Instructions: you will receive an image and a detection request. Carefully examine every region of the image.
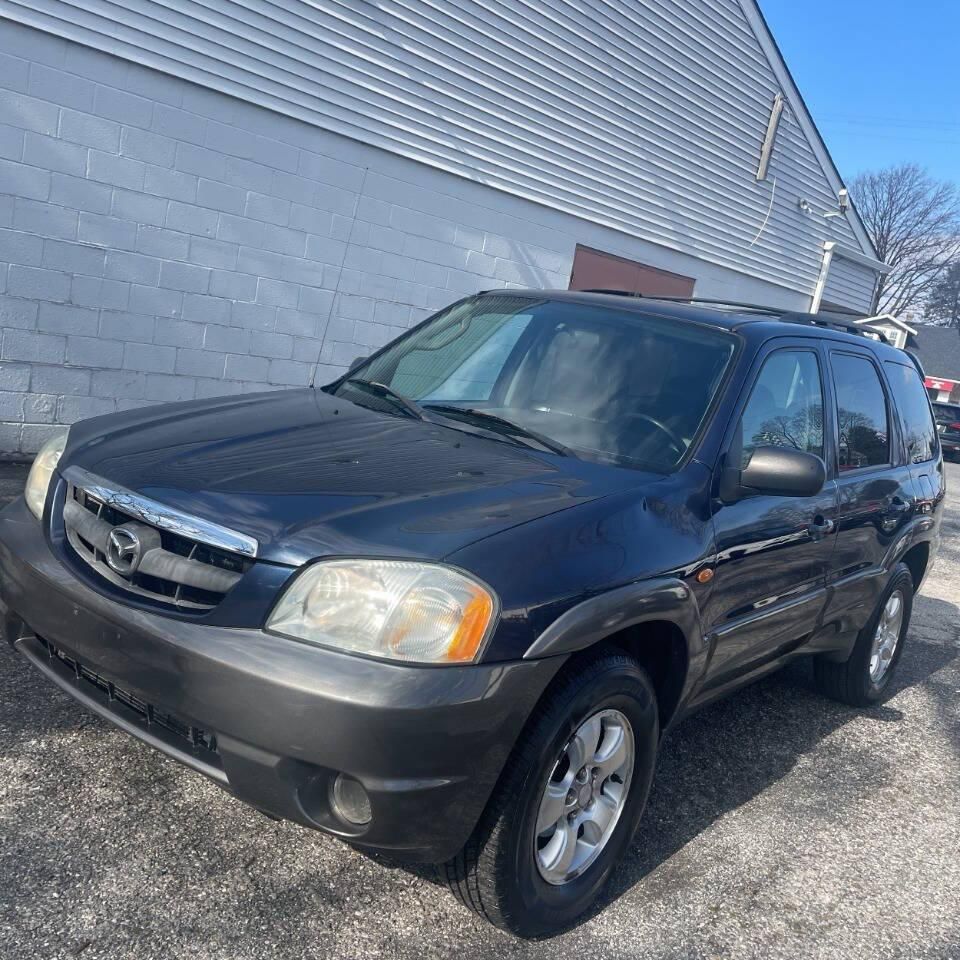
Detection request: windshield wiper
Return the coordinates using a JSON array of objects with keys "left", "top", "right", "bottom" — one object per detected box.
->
[
  {"left": 339, "top": 383, "right": 575, "bottom": 457},
  {"left": 343, "top": 379, "right": 425, "bottom": 420},
  {"left": 423, "top": 404, "right": 577, "bottom": 458}
]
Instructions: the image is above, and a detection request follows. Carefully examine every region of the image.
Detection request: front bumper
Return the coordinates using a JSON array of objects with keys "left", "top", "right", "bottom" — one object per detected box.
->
[{"left": 0, "top": 497, "right": 562, "bottom": 862}]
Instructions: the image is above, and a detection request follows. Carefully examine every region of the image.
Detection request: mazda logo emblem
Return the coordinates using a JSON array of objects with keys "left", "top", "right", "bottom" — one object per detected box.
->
[{"left": 106, "top": 526, "right": 143, "bottom": 575}]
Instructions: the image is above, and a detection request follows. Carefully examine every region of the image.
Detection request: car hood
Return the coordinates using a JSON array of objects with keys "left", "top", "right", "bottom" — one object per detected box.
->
[{"left": 62, "top": 389, "right": 660, "bottom": 565}]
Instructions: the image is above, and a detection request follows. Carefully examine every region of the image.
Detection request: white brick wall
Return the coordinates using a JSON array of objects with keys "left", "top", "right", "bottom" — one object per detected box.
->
[{"left": 0, "top": 22, "right": 809, "bottom": 455}]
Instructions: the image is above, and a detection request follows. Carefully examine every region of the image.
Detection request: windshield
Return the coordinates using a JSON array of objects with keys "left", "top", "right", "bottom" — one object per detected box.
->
[{"left": 331, "top": 294, "right": 736, "bottom": 472}]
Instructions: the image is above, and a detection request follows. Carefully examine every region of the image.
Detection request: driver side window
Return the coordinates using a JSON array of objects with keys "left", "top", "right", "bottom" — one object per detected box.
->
[{"left": 738, "top": 350, "right": 825, "bottom": 467}]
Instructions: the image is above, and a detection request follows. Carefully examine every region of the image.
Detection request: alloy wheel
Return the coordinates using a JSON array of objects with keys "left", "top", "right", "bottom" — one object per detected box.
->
[
  {"left": 869, "top": 589, "right": 905, "bottom": 683},
  {"left": 534, "top": 709, "right": 634, "bottom": 886}
]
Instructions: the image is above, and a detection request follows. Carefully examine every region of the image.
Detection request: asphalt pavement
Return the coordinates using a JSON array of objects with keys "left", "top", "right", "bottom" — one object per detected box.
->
[{"left": 0, "top": 459, "right": 958, "bottom": 959}]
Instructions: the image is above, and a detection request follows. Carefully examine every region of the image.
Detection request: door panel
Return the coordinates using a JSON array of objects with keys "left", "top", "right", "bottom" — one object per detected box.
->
[
  {"left": 703, "top": 344, "right": 837, "bottom": 688},
  {"left": 822, "top": 352, "right": 926, "bottom": 637},
  {"left": 707, "top": 487, "right": 837, "bottom": 685},
  {"left": 825, "top": 467, "right": 914, "bottom": 635}
]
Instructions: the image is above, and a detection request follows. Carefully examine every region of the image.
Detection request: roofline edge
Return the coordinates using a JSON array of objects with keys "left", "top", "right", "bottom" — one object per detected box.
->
[{"left": 737, "top": 0, "right": 880, "bottom": 264}]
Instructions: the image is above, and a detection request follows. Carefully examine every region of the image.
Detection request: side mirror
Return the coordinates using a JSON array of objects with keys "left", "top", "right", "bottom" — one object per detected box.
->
[
  {"left": 347, "top": 355, "right": 368, "bottom": 374},
  {"left": 720, "top": 446, "right": 826, "bottom": 502}
]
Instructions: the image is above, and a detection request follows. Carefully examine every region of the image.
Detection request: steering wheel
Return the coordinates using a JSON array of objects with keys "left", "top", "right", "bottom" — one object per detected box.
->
[{"left": 630, "top": 414, "right": 686, "bottom": 459}]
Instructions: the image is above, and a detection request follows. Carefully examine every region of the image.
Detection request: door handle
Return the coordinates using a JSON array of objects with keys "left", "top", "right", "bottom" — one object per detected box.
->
[
  {"left": 807, "top": 516, "right": 835, "bottom": 540},
  {"left": 880, "top": 497, "right": 911, "bottom": 531}
]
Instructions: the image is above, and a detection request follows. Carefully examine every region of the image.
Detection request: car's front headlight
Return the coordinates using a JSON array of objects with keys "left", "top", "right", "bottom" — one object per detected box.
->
[
  {"left": 24, "top": 429, "right": 69, "bottom": 520},
  {"left": 266, "top": 559, "right": 498, "bottom": 664}
]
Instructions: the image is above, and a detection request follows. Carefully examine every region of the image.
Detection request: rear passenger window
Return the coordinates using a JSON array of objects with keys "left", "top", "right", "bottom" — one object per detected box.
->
[
  {"left": 738, "top": 350, "right": 824, "bottom": 466},
  {"left": 885, "top": 362, "right": 938, "bottom": 463},
  {"left": 831, "top": 354, "right": 889, "bottom": 470}
]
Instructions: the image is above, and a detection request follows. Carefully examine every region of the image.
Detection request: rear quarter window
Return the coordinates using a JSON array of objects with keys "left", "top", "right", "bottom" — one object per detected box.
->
[{"left": 885, "top": 361, "right": 938, "bottom": 464}]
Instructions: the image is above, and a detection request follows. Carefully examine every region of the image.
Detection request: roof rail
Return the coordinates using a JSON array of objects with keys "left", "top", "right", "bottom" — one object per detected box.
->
[
  {"left": 657, "top": 296, "right": 867, "bottom": 318},
  {"left": 660, "top": 297, "right": 786, "bottom": 315},
  {"left": 578, "top": 288, "right": 887, "bottom": 343},
  {"left": 583, "top": 290, "right": 869, "bottom": 318},
  {"left": 774, "top": 312, "right": 889, "bottom": 344},
  {"left": 583, "top": 289, "right": 779, "bottom": 312}
]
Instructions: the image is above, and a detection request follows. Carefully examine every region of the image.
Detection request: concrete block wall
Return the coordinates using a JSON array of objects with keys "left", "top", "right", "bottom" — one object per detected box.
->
[{"left": 0, "top": 21, "right": 809, "bottom": 454}]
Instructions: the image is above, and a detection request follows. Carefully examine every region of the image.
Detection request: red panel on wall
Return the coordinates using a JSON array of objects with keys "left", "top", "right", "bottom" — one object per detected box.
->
[{"left": 568, "top": 245, "right": 696, "bottom": 298}]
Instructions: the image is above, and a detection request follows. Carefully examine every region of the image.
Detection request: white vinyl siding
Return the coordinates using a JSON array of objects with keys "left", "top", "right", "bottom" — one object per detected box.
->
[
  {"left": 823, "top": 256, "right": 877, "bottom": 313},
  {"left": 0, "top": 0, "right": 870, "bottom": 299}
]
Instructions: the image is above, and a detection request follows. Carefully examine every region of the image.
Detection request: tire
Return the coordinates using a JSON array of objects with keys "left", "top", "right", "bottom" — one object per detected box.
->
[
  {"left": 814, "top": 562, "right": 914, "bottom": 707},
  {"left": 442, "top": 651, "right": 659, "bottom": 937}
]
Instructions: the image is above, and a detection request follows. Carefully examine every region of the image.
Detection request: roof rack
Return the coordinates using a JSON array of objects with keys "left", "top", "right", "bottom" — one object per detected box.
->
[
  {"left": 583, "top": 289, "right": 866, "bottom": 317},
  {"left": 584, "top": 289, "right": 774, "bottom": 311},
  {"left": 654, "top": 296, "right": 793, "bottom": 315},
  {"left": 579, "top": 288, "right": 886, "bottom": 342},
  {"left": 774, "top": 312, "right": 889, "bottom": 344}
]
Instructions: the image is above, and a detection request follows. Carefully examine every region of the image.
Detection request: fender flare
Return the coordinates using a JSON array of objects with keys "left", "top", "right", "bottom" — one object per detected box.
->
[
  {"left": 884, "top": 516, "right": 936, "bottom": 579},
  {"left": 523, "top": 576, "right": 706, "bottom": 671}
]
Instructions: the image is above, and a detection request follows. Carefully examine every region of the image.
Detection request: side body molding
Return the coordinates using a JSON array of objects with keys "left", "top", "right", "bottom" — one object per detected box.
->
[{"left": 523, "top": 576, "right": 705, "bottom": 663}]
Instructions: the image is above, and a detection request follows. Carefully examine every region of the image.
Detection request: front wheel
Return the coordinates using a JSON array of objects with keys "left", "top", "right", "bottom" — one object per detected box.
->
[{"left": 442, "top": 652, "right": 658, "bottom": 937}]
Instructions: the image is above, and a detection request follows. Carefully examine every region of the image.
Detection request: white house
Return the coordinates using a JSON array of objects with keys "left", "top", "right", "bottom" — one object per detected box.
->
[
  {"left": 0, "top": 0, "right": 888, "bottom": 453},
  {"left": 854, "top": 314, "right": 917, "bottom": 351}
]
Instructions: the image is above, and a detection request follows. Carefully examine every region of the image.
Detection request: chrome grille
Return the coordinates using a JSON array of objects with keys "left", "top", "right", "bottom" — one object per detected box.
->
[{"left": 61, "top": 469, "right": 256, "bottom": 611}]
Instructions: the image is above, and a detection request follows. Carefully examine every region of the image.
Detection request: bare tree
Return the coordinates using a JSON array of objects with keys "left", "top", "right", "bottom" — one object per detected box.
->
[
  {"left": 924, "top": 263, "right": 960, "bottom": 327},
  {"left": 849, "top": 163, "right": 960, "bottom": 315}
]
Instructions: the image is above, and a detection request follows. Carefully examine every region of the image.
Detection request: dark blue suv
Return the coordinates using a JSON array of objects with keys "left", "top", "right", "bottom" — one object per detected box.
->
[{"left": 0, "top": 291, "right": 943, "bottom": 936}]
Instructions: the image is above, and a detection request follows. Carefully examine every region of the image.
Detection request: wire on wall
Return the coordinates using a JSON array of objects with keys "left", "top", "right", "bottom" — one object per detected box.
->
[{"left": 749, "top": 176, "right": 777, "bottom": 248}]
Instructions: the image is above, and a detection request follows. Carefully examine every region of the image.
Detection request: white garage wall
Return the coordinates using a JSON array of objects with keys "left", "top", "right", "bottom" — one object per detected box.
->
[
  {"left": 0, "top": 21, "right": 813, "bottom": 454},
  {"left": 822, "top": 256, "right": 878, "bottom": 314},
  {"left": 0, "top": 0, "right": 874, "bottom": 295}
]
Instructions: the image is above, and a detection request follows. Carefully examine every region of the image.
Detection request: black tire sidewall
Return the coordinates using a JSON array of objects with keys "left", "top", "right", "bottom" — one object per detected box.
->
[
  {"left": 853, "top": 565, "right": 914, "bottom": 702},
  {"left": 497, "top": 661, "right": 658, "bottom": 935}
]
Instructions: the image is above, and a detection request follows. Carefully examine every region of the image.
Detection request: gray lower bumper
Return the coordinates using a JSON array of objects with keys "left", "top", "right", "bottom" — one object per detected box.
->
[{"left": 0, "top": 497, "right": 562, "bottom": 862}]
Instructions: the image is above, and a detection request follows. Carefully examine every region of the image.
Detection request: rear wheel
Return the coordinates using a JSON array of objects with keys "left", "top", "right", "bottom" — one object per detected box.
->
[
  {"left": 814, "top": 562, "right": 913, "bottom": 706},
  {"left": 442, "top": 652, "right": 658, "bottom": 937}
]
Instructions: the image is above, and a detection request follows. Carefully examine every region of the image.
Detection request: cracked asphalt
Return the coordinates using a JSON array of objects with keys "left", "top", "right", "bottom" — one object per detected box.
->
[{"left": 1, "top": 458, "right": 958, "bottom": 959}]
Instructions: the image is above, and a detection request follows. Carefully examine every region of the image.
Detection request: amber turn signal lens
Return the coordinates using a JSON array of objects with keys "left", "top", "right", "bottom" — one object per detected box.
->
[{"left": 445, "top": 589, "right": 495, "bottom": 662}]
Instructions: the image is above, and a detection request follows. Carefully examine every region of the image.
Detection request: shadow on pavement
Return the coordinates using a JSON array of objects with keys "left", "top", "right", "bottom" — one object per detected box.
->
[{"left": 599, "top": 591, "right": 959, "bottom": 914}]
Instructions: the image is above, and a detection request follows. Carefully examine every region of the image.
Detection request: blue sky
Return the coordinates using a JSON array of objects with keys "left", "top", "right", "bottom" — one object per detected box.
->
[{"left": 759, "top": 0, "right": 959, "bottom": 185}]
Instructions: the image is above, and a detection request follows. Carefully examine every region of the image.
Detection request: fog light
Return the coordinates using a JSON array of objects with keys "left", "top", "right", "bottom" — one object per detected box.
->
[{"left": 331, "top": 774, "right": 371, "bottom": 825}]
